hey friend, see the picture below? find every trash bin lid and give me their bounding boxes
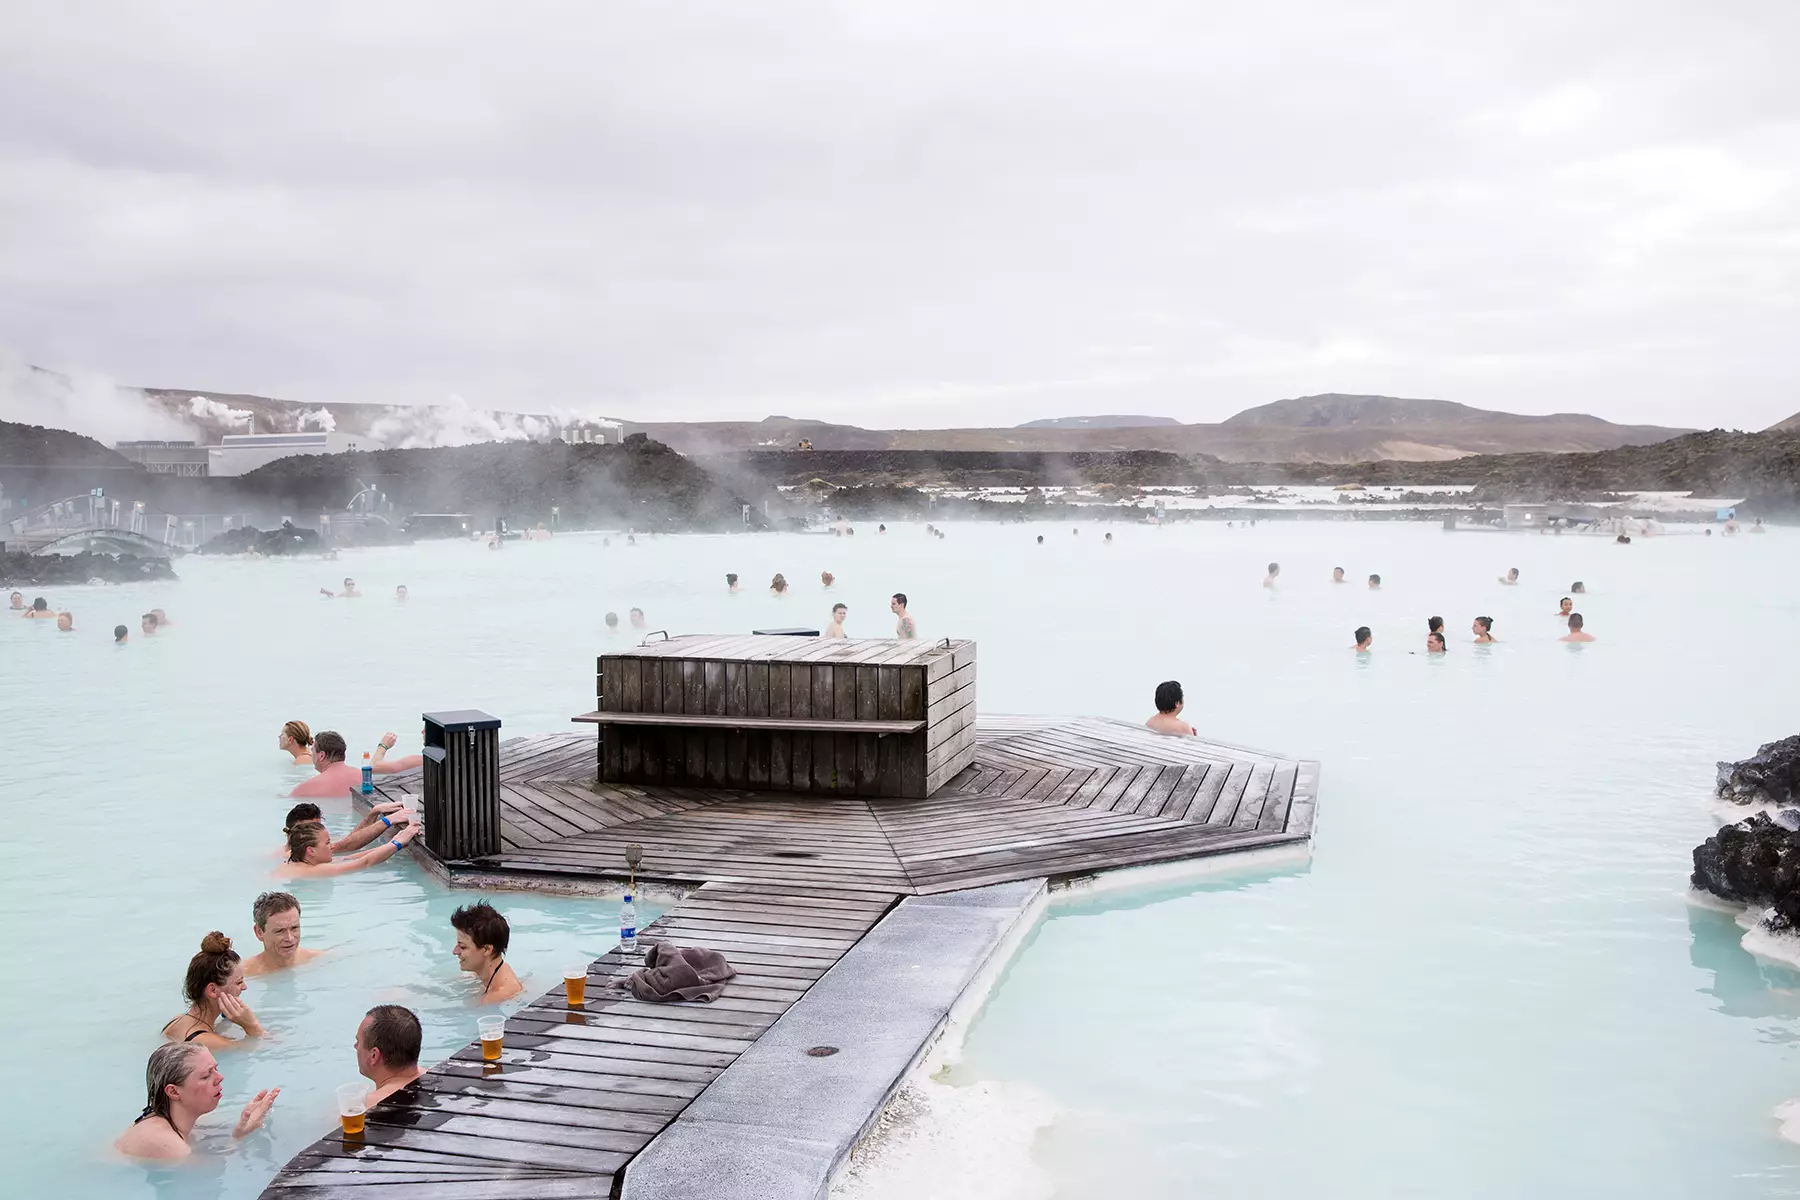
[424,709,503,732]
[752,627,821,636]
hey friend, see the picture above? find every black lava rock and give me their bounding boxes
[0,550,177,587]
[194,521,323,556]
[1716,736,1800,807]
[1692,813,1800,931]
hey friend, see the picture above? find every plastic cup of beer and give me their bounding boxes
[477,1015,505,1062]
[564,967,587,1006]
[336,1083,368,1136]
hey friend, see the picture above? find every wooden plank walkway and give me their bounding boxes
[260,882,899,1199]
[370,716,1318,895]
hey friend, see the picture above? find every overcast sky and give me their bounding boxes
[2,1,1796,429]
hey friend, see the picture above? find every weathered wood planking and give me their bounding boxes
[594,637,976,798]
[258,882,900,1200]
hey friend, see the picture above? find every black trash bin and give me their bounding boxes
[422,709,502,860]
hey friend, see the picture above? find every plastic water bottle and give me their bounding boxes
[361,752,374,795]
[619,893,637,955]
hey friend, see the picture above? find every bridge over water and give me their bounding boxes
[2,494,244,557]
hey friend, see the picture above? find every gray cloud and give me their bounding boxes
[1,0,1796,429]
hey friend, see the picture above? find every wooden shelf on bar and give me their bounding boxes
[572,710,925,735]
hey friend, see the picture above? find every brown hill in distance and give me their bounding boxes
[1768,411,1800,432]
[1222,392,1648,428]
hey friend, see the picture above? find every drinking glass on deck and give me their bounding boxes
[336,1083,368,1136]
[564,967,587,1006]
[477,1015,505,1062]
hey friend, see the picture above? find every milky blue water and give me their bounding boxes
[3,521,1796,1198]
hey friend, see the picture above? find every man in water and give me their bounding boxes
[604,612,619,632]
[1036,535,1044,545]
[452,902,524,1004]
[114,624,129,644]
[22,597,57,619]
[339,578,362,598]
[277,818,419,878]
[1499,568,1520,585]
[825,603,848,638]
[374,731,425,774]
[1561,613,1595,642]
[290,731,364,798]
[725,573,739,593]
[56,611,73,631]
[1104,532,1113,544]
[1571,581,1586,594]
[1263,562,1280,588]
[242,892,323,976]
[395,585,408,602]
[821,571,835,588]
[1556,596,1573,618]
[1368,573,1381,589]
[629,607,646,629]
[891,593,917,639]
[356,1005,424,1106]
[7,591,21,610]
[152,608,173,627]
[1333,568,1346,584]
[140,612,159,635]
[1426,631,1447,653]
[1353,626,1373,652]
[1146,681,1197,736]
[1472,616,1496,643]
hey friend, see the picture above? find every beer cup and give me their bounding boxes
[336,1083,368,1136]
[477,1015,505,1062]
[564,967,587,1006]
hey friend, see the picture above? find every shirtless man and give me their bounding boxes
[452,902,524,1004]
[7,591,22,610]
[725,573,740,593]
[1262,562,1280,588]
[320,578,361,598]
[891,593,917,639]
[1556,596,1573,619]
[1146,681,1197,736]
[374,731,425,774]
[1499,568,1520,585]
[395,585,408,602]
[22,597,57,619]
[1472,616,1496,643]
[141,612,160,635]
[824,603,848,638]
[1353,626,1373,652]
[356,1005,425,1106]
[242,892,324,976]
[276,818,419,878]
[1561,613,1595,643]
[153,608,173,626]
[1367,574,1381,590]
[291,731,364,799]
[56,611,73,631]
[630,607,646,629]
[821,571,835,589]
[1425,631,1447,653]
[1332,568,1346,584]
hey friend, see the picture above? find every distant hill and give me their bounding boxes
[1016,415,1181,430]
[0,418,132,468]
[1223,392,1634,429]
[1769,411,1800,432]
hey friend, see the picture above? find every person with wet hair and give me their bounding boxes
[161,933,265,1050]
[452,902,524,1004]
[7,590,22,610]
[725,573,739,593]
[1428,616,1444,637]
[1561,613,1595,643]
[278,817,419,878]
[1353,626,1373,651]
[1570,581,1586,593]
[1332,567,1346,583]
[1471,616,1496,643]
[604,611,620,631]
[1556,596,1573,618]
[22,596,56,619]
[290,730,363,799]
[825,603,848,639]
[1499,567,1520,585]
[1425,630,1447,654]
[114,624,129,643]
[141,612,159,635]
[1367,573,1381,589]
[243,892,323,976]
[1146,681,1197,736]
[275,801,406,858]
[629,606,646,628]
[1263,562,1280,588]
[277,720,313,766]
[770,573,789,595]
[357,1004,425,1106]
[113,1042,278,1159]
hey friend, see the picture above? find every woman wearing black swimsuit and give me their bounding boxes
[161,932,265,1050]
[114,1042,278,1159]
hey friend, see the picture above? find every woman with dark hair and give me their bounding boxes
[1427,616,1444,636]
[770,573,789,595]
[1426,631,1447,654]
[1472,616,1496,643]
[114,1042,278,1159]
[277,720,313,766]
[162,933,265,1050]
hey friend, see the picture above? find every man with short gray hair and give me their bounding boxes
[243,892,323,976]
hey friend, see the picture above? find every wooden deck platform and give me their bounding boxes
[262,881,899,1199]
[364,715,1318,895]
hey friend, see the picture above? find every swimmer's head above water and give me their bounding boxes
[283,802,322,833]
[141,612,159,634]
[1426,631,1446,653]
[1354,626,1372,650]
[1332,568,1345,582]
[1473,616,1494,639]
[114,624,129,643]
[1571,581,1585,593]
[1153,680,1184,714]
[311,731,347,766]
[604,612,619,629]
[1428,616,1444,635]
[8,591,22,609]
[1558,597,1573,616]
[1367,574,1381,589]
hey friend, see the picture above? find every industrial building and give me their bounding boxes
[207,432,362,477]
[114,441,212,476]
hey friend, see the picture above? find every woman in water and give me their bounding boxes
[162,933,265,1050]
[1426,631,1447,653]
[114,1042,278,1160]
[1427,616,1444,637]
[770,573,789,595]
[1472,616,1496,643]
[277,720,313,766]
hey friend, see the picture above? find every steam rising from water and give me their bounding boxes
[0,348,191,441]
[366,394,620,449]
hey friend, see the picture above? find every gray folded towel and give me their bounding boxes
[616,943,736,1003]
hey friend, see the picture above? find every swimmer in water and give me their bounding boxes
[1561,613,1595,642]
[114,624,129,644]
[114,1042,278,1160]
[451,902,524,1004]
[605,612,619,632]
[290,731,363,798]
[161,933,265,1050]
[1472,616,1495,643]
[241,892,323,977]
[7,591,22,610]
[1753,518,1766,534]
[374,730,425,774]
[152,608,172,627]
[825,603,847,638]
[1556,597,1573,618]
[821,571,835,588]
[1146,680,1197,736]
[1570,581,1586,594]
[276,818,420,878]
[277,720,313,766]
[57,611,73,631]
[629,607,646,629]
[1428,616,1444,637]
[1367,573,1381,590]
[141,612,160,636]
[278,801,408,859]
[1263,562,1280,588]
[726,573,739,593]
[770,574,789,595]
[1499,567,1519,585]
[355,1005,424,1107]
[22,596,56,619]
[1332,567,1346,584]
[1353,626,1372,652]
[1104,532,1113,544]
[1036,535,1044,545]
[891,593,917,639]
[1426,631,1447,654]
[395,585,408,602]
